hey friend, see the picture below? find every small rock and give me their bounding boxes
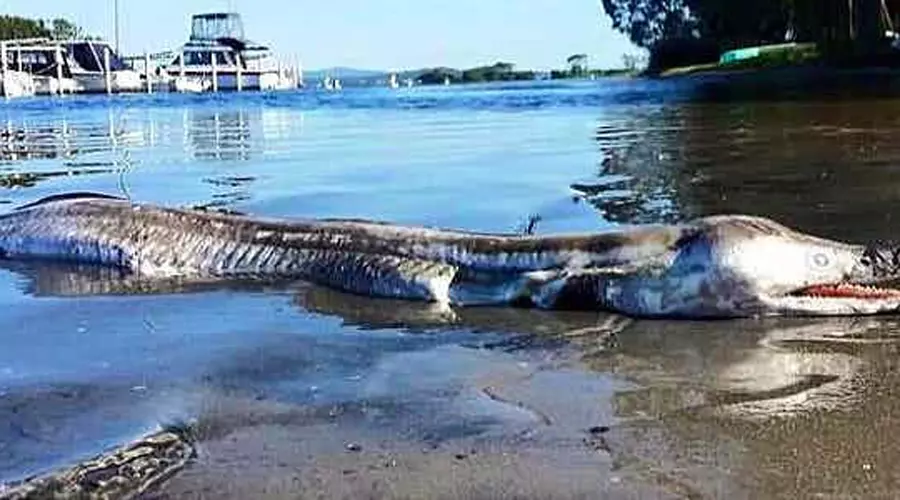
[454,453,468,460]
[345,443,362,452]
[588,425,610,435]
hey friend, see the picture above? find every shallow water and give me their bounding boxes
[3,79,900,497]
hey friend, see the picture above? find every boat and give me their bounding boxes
[0,38,141,94]
[64,40,143,93]
[160,12,300,92]
[0,70,36,98]
[1,38,77,95]
[319,75,342,91]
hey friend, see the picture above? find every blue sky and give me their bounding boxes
[2,0,640,71]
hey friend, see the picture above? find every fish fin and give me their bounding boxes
[295,253,458,304]
[14,192,127,211]
[448,269,568,306]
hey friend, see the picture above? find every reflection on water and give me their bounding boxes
[186,109,254,162]
[579,100,900,241]
[0,104,294,210]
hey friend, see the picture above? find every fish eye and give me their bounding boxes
[810,252,831,267]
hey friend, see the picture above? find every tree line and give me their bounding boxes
[412,62,536,85]
[0,15,93,41]
[601,0,900,70]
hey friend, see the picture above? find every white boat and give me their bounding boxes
[0,38,141,94]
[64,40,143,93]
[319,75,342,91]
[172,75,209,93]
[1,39,76,95]
[0,70,35,98]
[161,12,300,92]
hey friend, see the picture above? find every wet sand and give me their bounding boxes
[5,285,900,499]
[152,379,672,500]
[146,337,671,499]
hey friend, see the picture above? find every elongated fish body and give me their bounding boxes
[5,192,900,318]
[0,194,458,302]
[0,193,687,304]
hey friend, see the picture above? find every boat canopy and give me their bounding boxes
[67,42,129,72]
[191,13,246,42]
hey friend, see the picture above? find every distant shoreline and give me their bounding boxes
[304,65,637,88]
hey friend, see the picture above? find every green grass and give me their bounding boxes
[659,43,821,77]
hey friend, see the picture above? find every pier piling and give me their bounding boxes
[211,51,218,92]
[236,53,243,91]
[1,42,7,99]
[55,46,64,95]
[144,51,152,94]
[103,47,112,94]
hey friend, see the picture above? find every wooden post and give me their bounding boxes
[236,52,242,91]
[1,42,7,99]
[211,51,218,92]
[55,46,64,95]
[103,46,112,94]
[296,57,302,87]
[144,50,152,93]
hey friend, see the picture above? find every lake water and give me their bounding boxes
[3,78,900,498]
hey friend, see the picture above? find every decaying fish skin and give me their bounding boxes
[0,426,195,500]
[3,192,900,318]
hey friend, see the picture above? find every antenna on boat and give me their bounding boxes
[113,0,120,52]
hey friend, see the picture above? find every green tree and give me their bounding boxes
[621,53,646,71]
[566,53,588,76]
[461,62,517,82]
[601,0,893,51]
[600,0,699,48]
[48,18,85,40]
[0,15,93,41]
[0,15,50,39]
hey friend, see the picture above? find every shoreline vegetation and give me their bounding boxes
[306,61,639,88]
[406,63,635,85]
[600,0,900,80]
[653,42,821,77]
[0,14,93,41]
[648,40,900,77]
